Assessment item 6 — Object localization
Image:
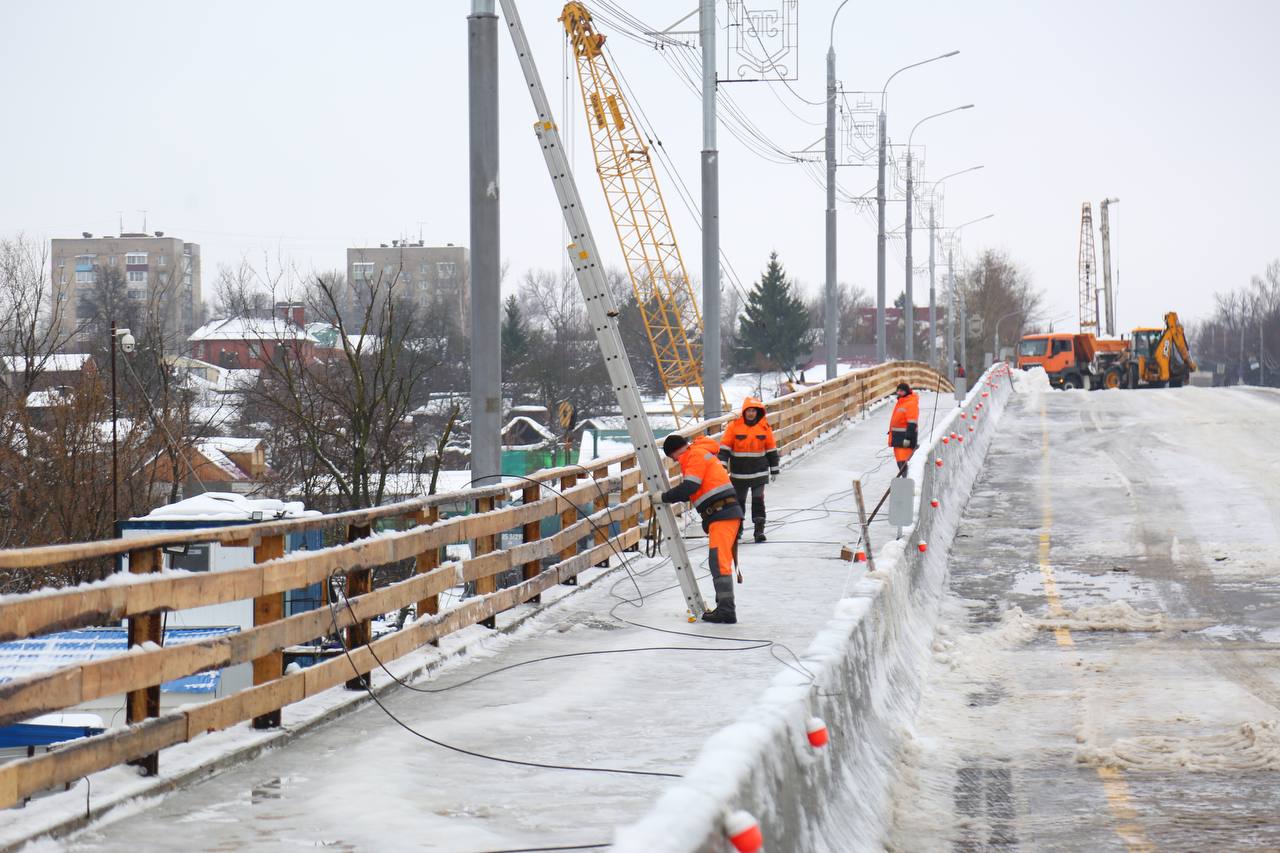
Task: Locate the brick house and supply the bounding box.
[187,304,318,370]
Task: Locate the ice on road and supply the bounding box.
[890,386,1280,851]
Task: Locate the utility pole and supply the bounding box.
[824,41,838,379]
[928,204,937,369]
[904,104,973,363]
[946,245,955,382]
[904,150,914,361]
[875,52,960,364]
[875,109,887,363]
[700,0,721,419]
[959,291,967,377]
[1261,320,1266,386]
[469,0,501,486]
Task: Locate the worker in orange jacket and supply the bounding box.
[718,397,780,543]
[659,433,743,623]
[888,382,919,477]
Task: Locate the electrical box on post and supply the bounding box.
[888,477,915,529]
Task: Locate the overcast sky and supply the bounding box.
[3,1,1277,335]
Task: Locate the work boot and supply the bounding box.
[702,574,737,623]
[753,520,767,543]
[702,607,737,624]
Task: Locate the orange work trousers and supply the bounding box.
[707,518,742,577]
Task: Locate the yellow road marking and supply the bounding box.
[1039,398,1153,851]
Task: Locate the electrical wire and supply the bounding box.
[313,425,922,843]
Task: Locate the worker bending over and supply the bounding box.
[718,397,780,543]
[659,433,743,624]
[888,382,919,477]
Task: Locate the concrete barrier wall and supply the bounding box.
[612,366,1015,853]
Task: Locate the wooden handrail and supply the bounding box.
[0,361,950,810]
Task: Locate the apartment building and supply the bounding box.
[345,242,469,328]
[50,232,202,345]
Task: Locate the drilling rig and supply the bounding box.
[1078,202,1098,333]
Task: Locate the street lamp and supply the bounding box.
[993,309,1022,368]
[110,322,136,529]
[943,213,995,382]
[875,49,959,363]
[823,0,851,380]
[923,165,983,370]
[903,104,974,363]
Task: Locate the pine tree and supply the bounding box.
[501,293,530,389]
[737,252,812,377]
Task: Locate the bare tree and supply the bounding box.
[1194,259,1280,385]
[516,268,614,418]
[246,269,442,511]
[957,249,1044,377]
[212,260,274,318]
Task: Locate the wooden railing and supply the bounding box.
[0,362,948,808]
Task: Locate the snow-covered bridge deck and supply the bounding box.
[19,382,1280,852]
[891,385,1280,850]
[33,394,945,853]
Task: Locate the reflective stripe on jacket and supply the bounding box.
[718,397,780,481]
[888,391,919,445]
[661,435,741,529]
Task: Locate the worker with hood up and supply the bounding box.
[718,397,780,542]
[888,381,919,476]
[659,432,743,623]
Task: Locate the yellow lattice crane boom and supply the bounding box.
[560,2,723,425]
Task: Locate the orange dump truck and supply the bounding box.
[1015,333,1129,389]
[1017,313,1197,390]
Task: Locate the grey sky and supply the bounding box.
[3,1,1277,334]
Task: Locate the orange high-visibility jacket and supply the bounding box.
[718,397,780,482]
[661,435,743,529]
[889,391,920,463]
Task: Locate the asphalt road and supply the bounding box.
[889,385,1280,851]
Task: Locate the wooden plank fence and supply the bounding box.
[0,361,947,808]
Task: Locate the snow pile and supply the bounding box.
[1011,365,1052,395]
[1080,720,1280,772]
[136,492,318,521]
[932,606,1039,672]
[1038,600,1166,633]
[613,366,1015,853]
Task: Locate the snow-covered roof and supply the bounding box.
[0,627,238,694]
[135,492,318,521]
[203,436,261,455]
[501,416,556,443]
[193,441,246,479]
[306,323,381,352]
[3,353,92,374]
[188,316,320,344]
[25,388,71,408]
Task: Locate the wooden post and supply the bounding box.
[592,467,609,568]
[252,533,286,728]
[620,454,639,552]
[852,479,877,573]
[474,495,497,628]
[521,484,542,602]
[344,523,372,690]
[125,547,162,776]
[559,472,579,585]
[408,506,441,643]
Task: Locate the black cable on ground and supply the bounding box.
[313,430,901,839]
